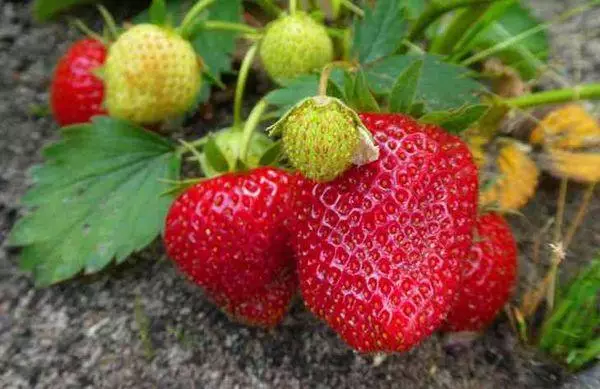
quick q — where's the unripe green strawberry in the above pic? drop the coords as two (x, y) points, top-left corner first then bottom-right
(104, 24), (201, 124)
(260, 13), (333, 82)
(269, 96), (379, 182)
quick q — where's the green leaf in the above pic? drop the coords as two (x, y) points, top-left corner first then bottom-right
(202, 68), (226, 90)
(389, 59), (423, 114)
(459, 1), (549, 80)
(405, 0), (426, 20)
(351, 70), (380, 112)
(366, 54), (487, 112)
(419, 104), (489, 133)
(33, 0), (95, 21)
(539, 259), (600, 371)
(191, 0), (242, 81)
(203, 136), (230, 173)
(265, 75), (319, 113)
(149, 0), (168, 25)
(8, 117), (180, 286)
(352, 0), (407, 64)
(259, 141), (282, 166)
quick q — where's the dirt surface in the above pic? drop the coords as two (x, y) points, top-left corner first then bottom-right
(1, 1), (599, 388)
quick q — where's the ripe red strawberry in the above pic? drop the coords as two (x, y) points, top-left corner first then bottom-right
(164, 167), (297, 327)
(444, 213), (517, 332)
(50, 38), (107, 126)
(291, 113), (478, 352)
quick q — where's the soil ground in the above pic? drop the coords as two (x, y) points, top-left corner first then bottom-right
(1, 0), (599, 388)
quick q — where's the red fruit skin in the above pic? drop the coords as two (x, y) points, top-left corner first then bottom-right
(291, 113), (478, 352)
(164, 167), (297, 326)
(50, 39), (107, 126)
(444, 213), (517, 332)
(212, 266), (297, 328)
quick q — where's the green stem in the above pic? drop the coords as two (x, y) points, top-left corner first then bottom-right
(504, 84), (600, 109)
(341, 0), (365, 17)
(179, 0), (216, 39)
(200, 21), (261, 35)
(407, 0), (497, 43)
(70, 18), (106, 44)
(175, 135), (209, 157)
(255, 0), (283, 18)
(240, 99), (269, 163)
(96, 5), (119, 41)
(326, 27), (347, 39)
(289, 0), (298, 15)
(233, 44), (259, 130)
(429, 4), (491, 55)
(318, 61), (355, 96)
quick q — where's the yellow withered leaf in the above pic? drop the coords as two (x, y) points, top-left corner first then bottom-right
(530, 104), (600, 149)
(469, 138), (539, 210)
(541, 148), (600, 183)
(530, 104), (600, 182)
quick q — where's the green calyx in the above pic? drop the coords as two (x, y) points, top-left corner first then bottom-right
(259, 12), (333, 83)
(269, 96), (379, 182)
(199, 128), (274, 178)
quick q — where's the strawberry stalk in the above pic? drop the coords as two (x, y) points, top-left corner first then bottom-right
(504, 83), (600, 109)
(341, 0), (365, 17)
(289, 0), (298, 15)
(255, 0), (283, 18)
(97, 5), (119, 41)
(201, 21), (261, 36)
(234, 44), (259, 130)
(240, 99), (269, 164)
(317, 61), (355, 96)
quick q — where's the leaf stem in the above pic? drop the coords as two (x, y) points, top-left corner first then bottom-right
(233, 44), (259, 130)
(200, 21), (261, 35)
(503, 83), (600, 109)
(407, 0), (497, 43)
(240, 99), (269, 163)
(341, 0), (365, 17)
(255, 0), (283, 18)
(429, 4), (491, 55)
(179, 0), (216, 39)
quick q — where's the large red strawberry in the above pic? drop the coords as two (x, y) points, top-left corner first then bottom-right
(444, 213), (517, 332)
(164, 167), (297, 327)
(291, 113), (478, 352)
(50, 38), (107, 126)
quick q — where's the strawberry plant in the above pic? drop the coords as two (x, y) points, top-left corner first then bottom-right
(8, 0), (600, 368)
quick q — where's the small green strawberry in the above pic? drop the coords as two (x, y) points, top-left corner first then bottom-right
(268, 96), (379, 182)
(104, 24), (202, 124)
(260, 12), (333, 82)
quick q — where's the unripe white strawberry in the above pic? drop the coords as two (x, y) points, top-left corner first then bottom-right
(104, 24), (202, 124)
(260, 13), (333, 82)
